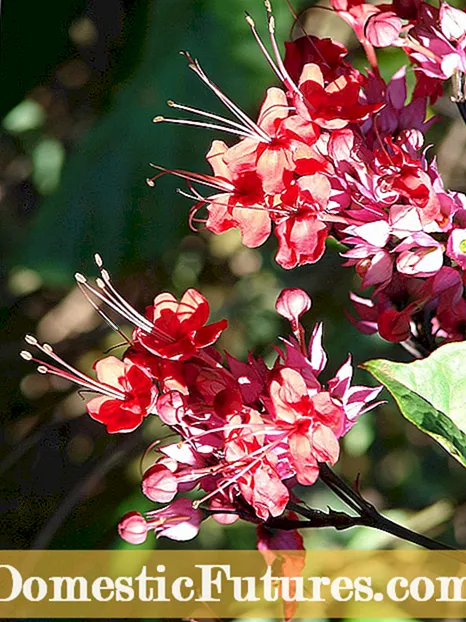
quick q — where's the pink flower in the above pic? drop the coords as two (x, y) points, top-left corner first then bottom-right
(119, 499), (203, 543)
(394, 232), (444, 277)
(269, 368), (341, 485)
(223, 87), (319, 194)
(274, 173), (331, 269)
(20, 339), (157, 434)
(203, 140), (272, 248)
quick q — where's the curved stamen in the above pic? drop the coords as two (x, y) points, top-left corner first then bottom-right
(21, 340), (126, 400)
(245, 12), (288, 85)
(181, 51), (273, 143)
(153, 115), (260, 141)
(148, 164), (235, 193)
(265, 2), (304, 101)
(75, 273), (153, 334)
(75, 280), (132, 345)
(167, 100), (263, 136)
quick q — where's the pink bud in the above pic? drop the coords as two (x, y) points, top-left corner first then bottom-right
(365, 11), (402, 48)
(276, 288), (311, 330)
(142, 465), (178, 503)
(118, 511), (148, 545)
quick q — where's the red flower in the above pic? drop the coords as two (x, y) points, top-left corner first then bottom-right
(294, 63), (384, 130)
(136, 289), (227, 361)
(86, 356), (157, 433)
(284, 35), (354, 83)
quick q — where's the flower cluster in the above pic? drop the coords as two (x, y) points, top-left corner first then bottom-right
(151, 0), (466, 347)
(21, 264), (381, 544)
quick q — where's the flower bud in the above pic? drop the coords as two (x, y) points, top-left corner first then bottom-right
(118, 511), (148, 545)
(276, 288), (311, 330)
(142, 465), (178, 503)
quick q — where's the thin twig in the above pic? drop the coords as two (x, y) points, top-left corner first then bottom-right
(318, 464), (459, 553)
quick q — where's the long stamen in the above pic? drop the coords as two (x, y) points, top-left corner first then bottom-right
(181, 52), (272, 143)
(245, 12), (288, 84)
(21, 339), (126, 400)
(265, 1), (303, 100)
(75, 280), (132, 345)
(178, 188), (205, 202)
(153, 115), (260, 140)
(167, 100), (261, 136)
(75, 273), (153, 334)
(77, 257), (164, 338)
(147, 164), (235, 193)
(97, 265), (158, 333)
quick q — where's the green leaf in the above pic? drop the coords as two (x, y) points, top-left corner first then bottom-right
(362, 342), (466, 467)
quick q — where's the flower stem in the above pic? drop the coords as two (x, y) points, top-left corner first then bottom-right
(317, 464), (458, 552)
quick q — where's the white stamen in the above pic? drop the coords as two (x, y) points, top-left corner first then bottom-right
(27, 337), (126, 400)
(245, 12), (286, 84)
(182, 52), (272, 143)
(148, 164), (235, 193)
(20, 350), (32, 360)
(154, 116), (259, 140)
(75, 280), (131, 345)
(265, 5), (303, 101)
(167, 100), (261, 137)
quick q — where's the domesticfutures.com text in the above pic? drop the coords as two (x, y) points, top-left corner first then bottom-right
(2, 563), (466, 604)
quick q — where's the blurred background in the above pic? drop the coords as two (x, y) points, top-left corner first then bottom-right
(2, 0), (466, 580)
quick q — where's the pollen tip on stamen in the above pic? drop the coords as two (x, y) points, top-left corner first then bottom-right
(101, 269), (111, 283)
(94, 253), (103, 268)
(192, 499), (201, 509)
(43, 343), (53, 354)
(96, 277), (105, 289)
(25, 334), (38, 345)
(153, 116), (165, 123)
(167, 100), (175, 107)
(20, 350), (32, 360)
(37, 366), (48, 374)
(146, 178), (155, 187)
(264, 0), (272, 12)
(245, 14), (255, 26)
(269, 15), (276, 31)
(75, 272), (87, 284)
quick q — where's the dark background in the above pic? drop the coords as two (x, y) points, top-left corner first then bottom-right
(2, 0), (466, 579)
